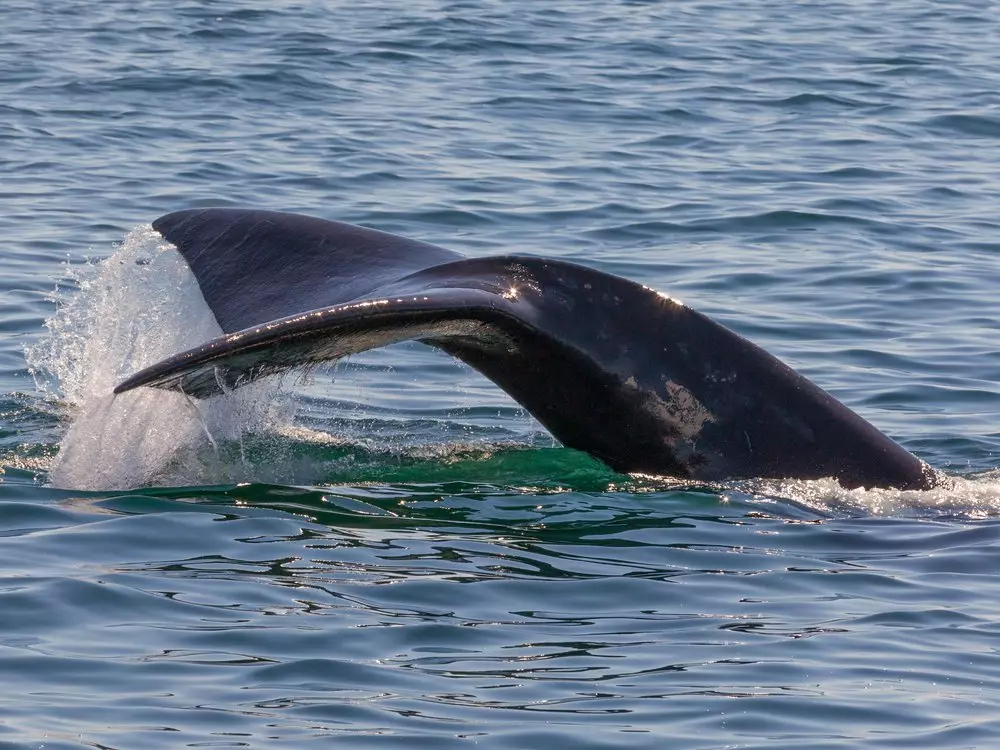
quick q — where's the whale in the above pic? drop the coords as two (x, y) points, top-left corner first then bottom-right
(115, 208), (938, 491)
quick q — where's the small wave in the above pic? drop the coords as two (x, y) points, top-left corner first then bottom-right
(341, 48), (438, 65)
(669, 209), (888, 235)
(817, 166), (899, 180)
(859, 56), (935, 67)
(715, 209), (890, 232)
(55, 74), (241, 96)
(761, 92), (873, 109)
(583, 208), (888, 241)
(922, 114), (1000, 139)
(627, 133), (712, 148)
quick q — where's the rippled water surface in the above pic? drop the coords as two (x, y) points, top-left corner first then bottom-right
(4, 1), (1000, 747)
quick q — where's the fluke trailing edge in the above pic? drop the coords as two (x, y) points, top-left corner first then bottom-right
(115, 208), (937, 491)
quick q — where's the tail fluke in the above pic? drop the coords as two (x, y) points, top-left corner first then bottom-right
(116, 208), (936, 490)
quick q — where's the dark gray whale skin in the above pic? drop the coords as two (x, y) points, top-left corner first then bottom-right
(115, 208), (937, 491)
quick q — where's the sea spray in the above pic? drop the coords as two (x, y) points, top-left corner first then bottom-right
(26, 225), (291, 490)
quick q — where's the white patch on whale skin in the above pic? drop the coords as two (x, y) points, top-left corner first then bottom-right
(661, 379), (717, 440)
(622, 375), (716, 442)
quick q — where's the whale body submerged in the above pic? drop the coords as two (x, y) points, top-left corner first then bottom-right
(115, 208), (937, 491)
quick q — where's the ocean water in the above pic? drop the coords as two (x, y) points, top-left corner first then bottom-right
(4, 1), (1000, 747)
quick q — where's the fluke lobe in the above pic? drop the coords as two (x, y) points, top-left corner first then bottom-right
(115, 208), (937, 490)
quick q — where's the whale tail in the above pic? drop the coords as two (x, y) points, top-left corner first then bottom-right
(115, 208), (935, 490)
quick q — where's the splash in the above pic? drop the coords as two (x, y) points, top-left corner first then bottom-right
(26, 225), (291, 490)
(731, 473), (1000, 518)
(621, 467), (1000, 517)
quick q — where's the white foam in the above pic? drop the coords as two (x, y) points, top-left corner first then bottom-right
(733, 473), (1000, 518)
(26, 225), (290, 490)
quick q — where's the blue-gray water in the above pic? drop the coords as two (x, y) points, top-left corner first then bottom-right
(4, 1), (1000, 747)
